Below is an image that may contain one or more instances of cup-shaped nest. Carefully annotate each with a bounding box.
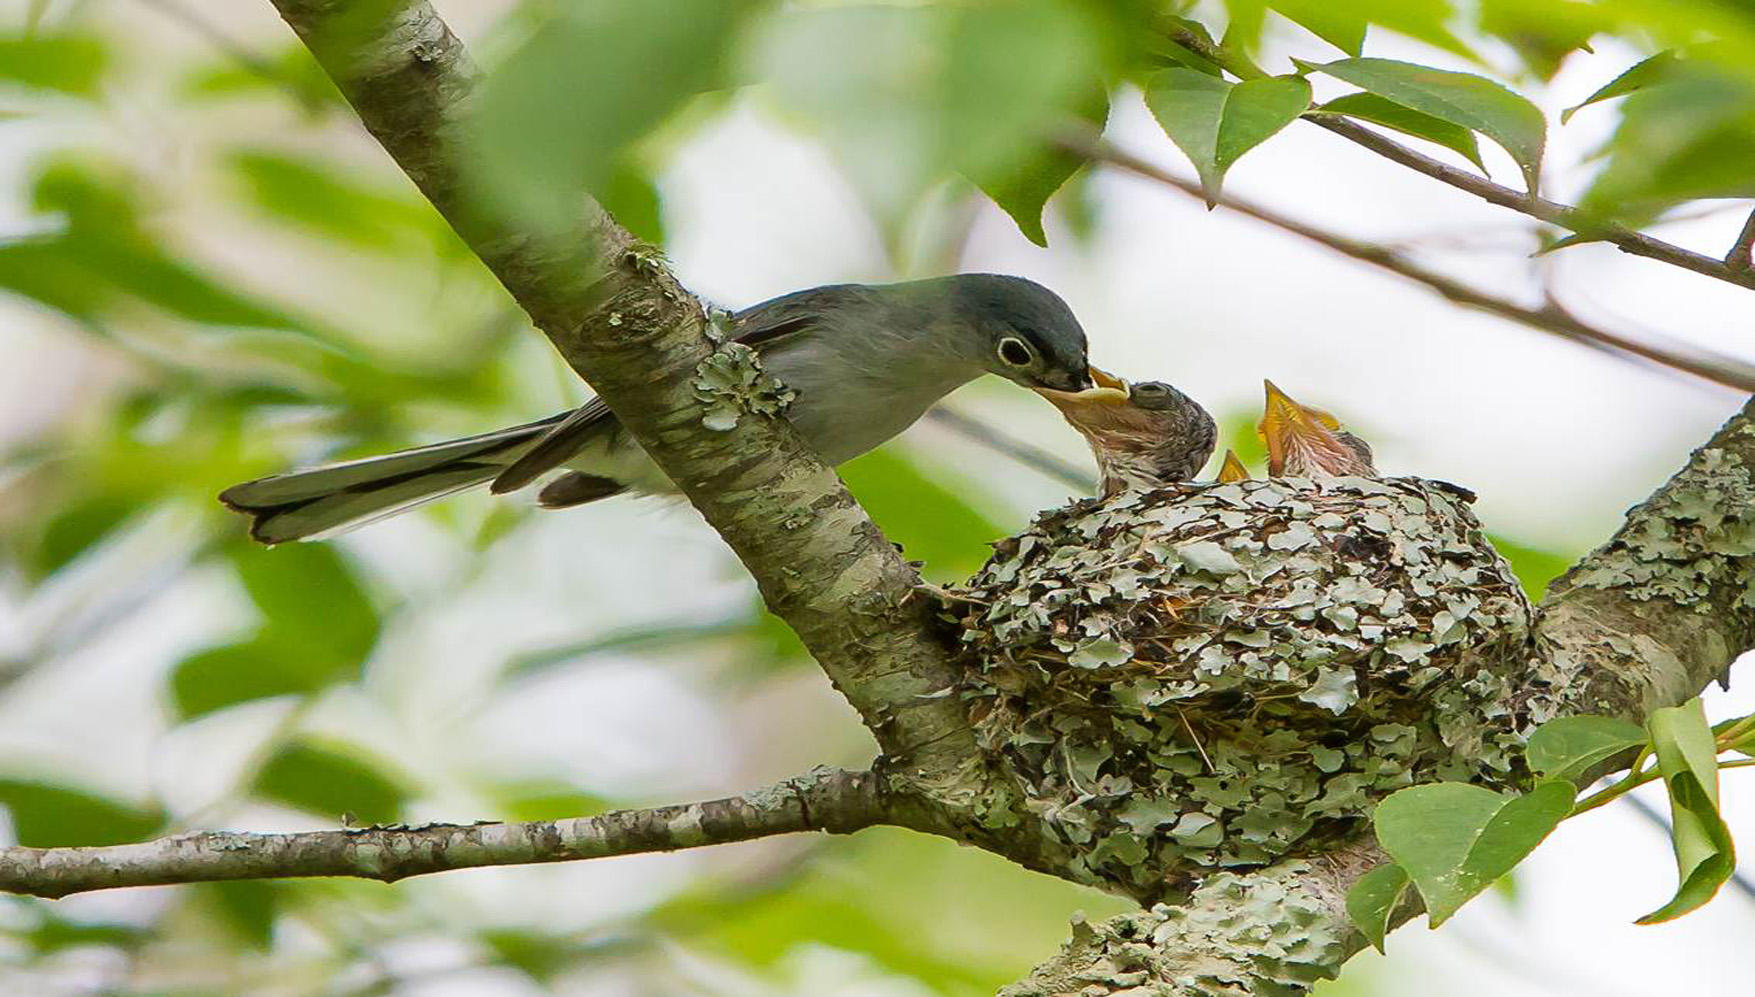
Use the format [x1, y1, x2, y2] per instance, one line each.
[949, 477, 1539, 893]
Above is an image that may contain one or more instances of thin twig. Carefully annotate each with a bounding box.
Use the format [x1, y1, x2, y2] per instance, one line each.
[924, 406, 1093, 491]
[1061, 130, 1755, 394]
[1728, 208, 1755, 271]
[1159, 24, 1755, 294]
[0, 767, 883, 899]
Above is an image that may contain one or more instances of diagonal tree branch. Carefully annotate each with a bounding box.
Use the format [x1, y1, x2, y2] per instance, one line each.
[263, 0, 989, 806]
[0, 767, 884, 899]
[1158, 23, 1755, 293]
[1062, 131, 1755, 393]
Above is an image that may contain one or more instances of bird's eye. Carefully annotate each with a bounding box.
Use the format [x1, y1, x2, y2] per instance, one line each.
[1133, 383, 1168, 396]
[996, 336, 1034, 367]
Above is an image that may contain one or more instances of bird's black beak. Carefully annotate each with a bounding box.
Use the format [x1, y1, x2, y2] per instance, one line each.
[1038, 365, 1095, 393]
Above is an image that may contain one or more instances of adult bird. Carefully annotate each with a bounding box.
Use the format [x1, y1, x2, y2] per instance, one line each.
[1033, 367, 1216, 497]
[1258, 380, 1375, 477]
[221, 274, 1093, 544]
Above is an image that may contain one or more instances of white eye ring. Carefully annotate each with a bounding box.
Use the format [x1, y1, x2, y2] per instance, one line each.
[997, 336, 1033, 367]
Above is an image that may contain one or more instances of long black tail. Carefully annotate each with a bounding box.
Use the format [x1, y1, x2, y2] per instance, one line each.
[219, 415, 566, 544]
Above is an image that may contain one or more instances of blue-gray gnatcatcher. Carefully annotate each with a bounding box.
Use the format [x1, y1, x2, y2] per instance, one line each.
[222, 273, 1093, 543]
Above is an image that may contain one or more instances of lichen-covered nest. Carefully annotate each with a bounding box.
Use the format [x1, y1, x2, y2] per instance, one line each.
[948, 477, 1539, 892]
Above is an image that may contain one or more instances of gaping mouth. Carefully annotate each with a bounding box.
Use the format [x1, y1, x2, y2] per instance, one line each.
[1034, 364, 1131, 406]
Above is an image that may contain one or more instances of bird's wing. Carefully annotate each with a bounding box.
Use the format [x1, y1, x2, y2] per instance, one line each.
[488, 294, 844, 494]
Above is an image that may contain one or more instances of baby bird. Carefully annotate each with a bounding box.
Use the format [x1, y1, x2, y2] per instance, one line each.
[1258, 380, 1375, 477]
[1035, 367, 1217, 497]
[1216, 450, 1251, 483]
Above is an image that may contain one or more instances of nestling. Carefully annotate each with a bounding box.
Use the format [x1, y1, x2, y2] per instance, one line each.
[1034, 367, 1217, 497]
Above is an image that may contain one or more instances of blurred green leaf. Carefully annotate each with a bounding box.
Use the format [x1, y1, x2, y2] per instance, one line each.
[1344, 863, 1408, 953]
[1319, 92, 1486, 170]
[252, 741, 408, 824]
[1373, 779, 1575, 926]
[1563, 51, 1677, 123]
[1524, 714, 1646, 782]
[171, 642, 342, 720]
[196, 881, 279, 949]
[226, 148, 458, 254]
[1580, 67, 1755, 223]
[1268, 0, 1366, 56]
[231, 543, 381, 673]
[22, 912, 149, 955]
[469, 0, 753, 228]
[20, 490, 137, 580]
[504, 616, 751, 682]
[0, 780, 161, 847]
[1638, 699, 1736, 923]
[0, 33, 106, 96]
[1478, 0, 1603, 80]
[1306, 57, 1545, 191]
[597, 158, 667, 245]
[490, 780, 612, 822]
[180, 44, 343, 111]
[1145, 69, 1311, 204]
[839, 445, 1007, 582]
[1485, 533, 1574, 599]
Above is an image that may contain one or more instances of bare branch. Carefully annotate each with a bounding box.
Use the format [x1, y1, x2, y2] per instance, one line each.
[0, 768, 884, 900]
[1063, 131, 1755, 394]
[1158, 24, 1755, 293]
[925, 406, 1094, 491]
[1728, 207, 1755, 271]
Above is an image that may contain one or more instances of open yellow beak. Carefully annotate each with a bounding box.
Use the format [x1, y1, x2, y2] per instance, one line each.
[1216, 449, 1251, 483]
[1034, 364, 1131, 407]
[1258, 379, 1344, 475]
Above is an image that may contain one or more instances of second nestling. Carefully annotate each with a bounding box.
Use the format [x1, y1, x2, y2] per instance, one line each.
[1037, 369, 1374, 495]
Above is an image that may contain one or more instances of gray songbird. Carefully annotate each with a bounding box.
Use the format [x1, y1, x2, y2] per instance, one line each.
[1033, 367, 1217, 497]
[221, 274, 1093, 543]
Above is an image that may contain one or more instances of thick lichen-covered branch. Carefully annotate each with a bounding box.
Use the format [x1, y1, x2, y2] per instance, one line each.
[0, 768, 882, 899]
[263, 0, 987, 801]
[1540, 396, 1755, 716]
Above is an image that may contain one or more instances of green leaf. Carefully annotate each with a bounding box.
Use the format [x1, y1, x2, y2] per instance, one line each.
[1478, 0, 1604, 81]
[1318, 93, 1486, 170]
[197, 881, 279, 949]
[966, 87, 1108, 248]
[1268, 1, 1366, 56]
[0, 780, 162, 847]
[1524, 715, 1647, 782]
[1346, 863, 1409, 953]
[468, 0, 752, 230]
[490, 780, 612, 823]
[839, 445, 1008, 582]
[1308, 57, 1546, 191]
[942, 0, 1107, 247]
[231, 544, 380, 674]
[1638, 699, 1736, 923]
[252, 742, 408, 824]
[1145, 69, 1311, 204]
[1374, 779, 1575, 926]
[0, 33, 107, 97]
[1562, 52, 1676, 124]
[170, 640, 348, 720]
[1578, 68, 1755, 222]
[226, 149, 455, 254]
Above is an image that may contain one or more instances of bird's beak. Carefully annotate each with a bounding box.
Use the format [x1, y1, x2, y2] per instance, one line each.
[1033, 364, 1131, 408]
[1258, 379, 1345, 476]
[1216, 449, 1251, 483]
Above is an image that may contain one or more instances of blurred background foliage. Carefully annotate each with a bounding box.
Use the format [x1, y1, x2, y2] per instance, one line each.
[0, 0, 1750, 995]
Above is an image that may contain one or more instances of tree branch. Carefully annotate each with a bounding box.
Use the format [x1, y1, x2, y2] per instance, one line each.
[1159, 23, 1755, 293]
[1728, 207, 1755, 271]
[1062, 130, 1755, 393]
[0, 767, 883, 900]
[263, 1, 986, 801]
[1540, 396, 1755, 715]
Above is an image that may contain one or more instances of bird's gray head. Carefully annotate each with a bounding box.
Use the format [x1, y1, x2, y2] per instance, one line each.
[946, 274, 1092, 393]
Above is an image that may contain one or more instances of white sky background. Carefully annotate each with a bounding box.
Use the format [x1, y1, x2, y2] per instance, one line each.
[0, 1, 1752, 995]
